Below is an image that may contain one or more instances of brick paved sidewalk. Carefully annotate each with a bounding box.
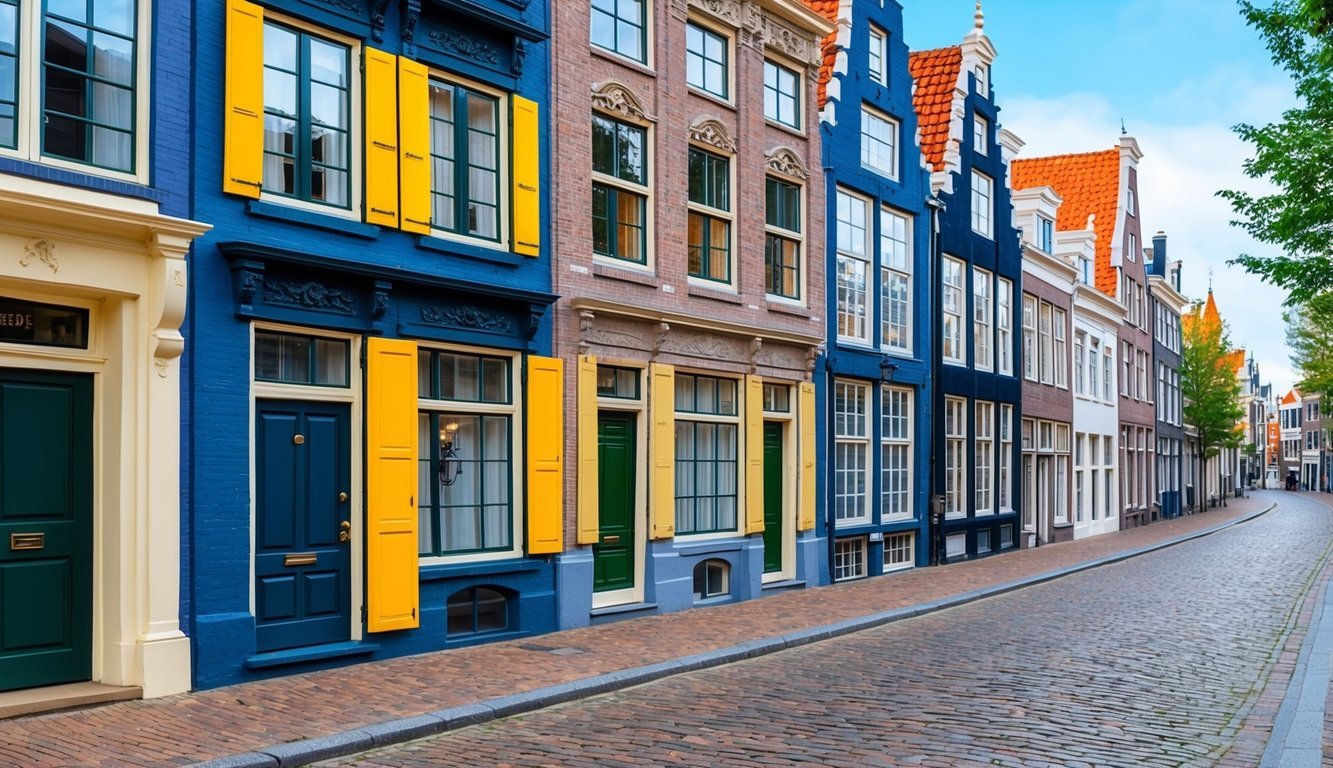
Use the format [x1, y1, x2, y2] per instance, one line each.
[0, 493, 1282, 768]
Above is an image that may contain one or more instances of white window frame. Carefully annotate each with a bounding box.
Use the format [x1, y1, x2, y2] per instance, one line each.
[833, 380, 870, 526]
[974, 400, 994, 516]
[880, 207, 912, 354]
[996, 277, 1013, 376]
[860, 105, 899, 180]
[971, 170, 993, 238]
[882, 531, 914, 573]
[1038, 216, 1054, 252]
[1022, 294, 1037, 381]
[1039, 301, 1054, 385]
[973, 266, 993, 372]
[836, 189, 872, 344]
[1053, 307, 1067, 389]
[867, 25, 887, 84]
[945, 396, 967, 519]
[1074, 331, 1086, 396]
[998, 403, 1013, 512]
[833, 537, 867, 581]
[880, 385, 913, 522]
[973, 63, 989, 97]
[942, 256, 965, 365]
[973, 113, 988, 155]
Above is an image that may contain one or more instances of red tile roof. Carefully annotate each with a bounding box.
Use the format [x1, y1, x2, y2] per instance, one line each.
[804, 1, 840, 109]
[908, 46, 962, 172]
[1282, 388, 1300, 405]
[1011, 149, 1122, 297]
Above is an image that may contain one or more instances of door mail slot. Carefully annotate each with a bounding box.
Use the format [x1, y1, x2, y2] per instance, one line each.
[601, 535, 621, 545]
[284, 552, 317, 567]
[10, 533, 44, 551]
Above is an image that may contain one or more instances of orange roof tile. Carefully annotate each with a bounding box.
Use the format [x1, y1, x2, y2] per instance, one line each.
[1282, 389, 1300, 405]
[804, 1, 840, 109]
[908, 46, 962, 172]
[1225, 349, 1247, 374]
[1011, 149, 1121, 297]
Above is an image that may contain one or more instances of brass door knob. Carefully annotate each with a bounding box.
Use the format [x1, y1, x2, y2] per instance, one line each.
[338, 492, 349, 503]
[338, 520, 351, 543]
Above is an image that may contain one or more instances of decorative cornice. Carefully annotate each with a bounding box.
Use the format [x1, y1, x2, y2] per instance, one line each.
[689, 117, 737, 153]
[688, 0, 743, 27]
[765, 146, 809, 180]
[420, 304, 514, 334]
[428, 29, 499, 66]
[264, 279, 357, 314]
[591, 81, 655, 123]
[755, 12, 819, 66]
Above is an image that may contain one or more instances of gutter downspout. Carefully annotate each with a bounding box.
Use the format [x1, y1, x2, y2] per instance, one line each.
[926, 193, 946, 565]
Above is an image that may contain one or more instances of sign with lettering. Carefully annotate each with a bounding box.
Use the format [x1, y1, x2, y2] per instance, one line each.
[0, 297, 89, 349]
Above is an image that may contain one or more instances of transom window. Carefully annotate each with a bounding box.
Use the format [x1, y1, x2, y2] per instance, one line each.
[860, 107, 898, 179]
[596, 365, 640, 399]
[590, 0, 646, 63]
[417, 350, 516, 557]
[429, 79, 500, 241]
[833, 381, 869, 526]
[881, 386, 912, 521]
[1, 0, 139, 172]
[763, 60, 799, 128]
[867, 26, 887, 84]
[971, 170, 993, 238]
[262, 21, 351, 207]
[686, 22, 727, 99]
[688, 147, 731, 283]
[765, 176, 801, 299]
[941, 256, 964, 363]
[836, 189, 871, 343]
[880, 208, 911, 353]
[592, 113, 648, 264]
[254, 330, 350, 386]
[762, 382, 790, 413]
[675, 373, 739, 535]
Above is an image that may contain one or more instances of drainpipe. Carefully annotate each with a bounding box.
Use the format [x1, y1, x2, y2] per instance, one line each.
[926, 193, 946, 565]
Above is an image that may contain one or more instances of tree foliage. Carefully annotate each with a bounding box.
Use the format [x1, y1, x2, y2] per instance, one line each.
[1181, 314, 1244, 462]
[1284, 291, 1333, 397]
[1221, 0, 1333, 305]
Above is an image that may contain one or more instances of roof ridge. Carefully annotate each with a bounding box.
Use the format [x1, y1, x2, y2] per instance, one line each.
[1012, 147, 1120, 165]
[908, 44, 962, 58]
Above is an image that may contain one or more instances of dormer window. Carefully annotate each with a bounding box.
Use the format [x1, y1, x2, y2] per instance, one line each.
[973, 63, 989, 98]
[1038, 216, 1053, 253]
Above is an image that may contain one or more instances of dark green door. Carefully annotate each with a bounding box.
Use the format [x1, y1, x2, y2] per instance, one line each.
[255, 401, 352, 653]
[0, 369, 93, 692]
[593, 413, 635, 592]
[762, 422, 784, 574]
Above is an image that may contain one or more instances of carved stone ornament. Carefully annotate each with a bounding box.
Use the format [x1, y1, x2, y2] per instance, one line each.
[428, 30, 499, 66]
[238, 270, 263, 307]
[755, 343, 804, 373]
[592, 81, 654, 122]
[666, 331, 746, 362]
[420, 304, 515, 334]
[19, 239, 59, 274]
[765, 146, 809, 180]
[687, 0, 742, 27]
[758, 14, 818, 66]
[370, 0, 391, 41]
[371, 280, 392, 320]
[264, 279, 356, 314]
[513, 39, 526, 77]
[689, 117, 737, 153]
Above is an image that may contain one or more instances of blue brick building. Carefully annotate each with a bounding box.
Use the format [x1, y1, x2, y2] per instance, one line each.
[909, 11, 1023, 562]
[816, 0, 934, 581]
[0, 0, 208, 698]
[186, 0, 560, 689]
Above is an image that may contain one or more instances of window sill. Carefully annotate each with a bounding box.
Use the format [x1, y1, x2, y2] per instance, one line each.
[590, 46, 657, 78]
[687, 86, 735, 112]
[687, 284, 742, 304]
[416, 235, 524, 267]
[418, 558, 543, 582]
[764, 118, 806, 140]
[674, 539, 744, 557]
[593, 261, 659, 287]
[766, 300, 812, 318]
[246, 200, 380, 240]
[590, 601, 659, 618]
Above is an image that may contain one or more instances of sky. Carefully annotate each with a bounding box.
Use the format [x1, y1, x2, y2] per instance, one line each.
[901, 0, 1301, 397]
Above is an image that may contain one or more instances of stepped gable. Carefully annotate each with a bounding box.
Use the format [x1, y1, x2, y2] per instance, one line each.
[1011, 149, 1121, 297]
[907, 45, 962, 172]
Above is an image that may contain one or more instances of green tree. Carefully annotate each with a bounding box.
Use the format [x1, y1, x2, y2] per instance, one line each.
[1181, 313, 1244, 512]
[1284, 291, 1333, 397]
[1221, 0, 1333, 305]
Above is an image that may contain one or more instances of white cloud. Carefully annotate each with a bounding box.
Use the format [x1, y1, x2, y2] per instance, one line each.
[1001, 85, 1300, 396]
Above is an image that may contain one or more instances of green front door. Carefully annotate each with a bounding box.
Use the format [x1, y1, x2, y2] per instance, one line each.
[0, 369, 93, 692]
[593, 413, 635, 592]
[762, 422, 784, 574]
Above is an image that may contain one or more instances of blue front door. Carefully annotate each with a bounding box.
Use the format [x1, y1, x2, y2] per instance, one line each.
[255, 401, 352, 653]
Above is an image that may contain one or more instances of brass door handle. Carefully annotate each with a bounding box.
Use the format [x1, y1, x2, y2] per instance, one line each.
[339, 520, 351, 543]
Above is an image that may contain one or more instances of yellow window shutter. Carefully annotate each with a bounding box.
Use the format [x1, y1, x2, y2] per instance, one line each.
[576, 355, 600, 545]
[223, 0, 264, 198]
[527, 355, 564, 554]
[744, 375, 765, 534]
[798, 382, 816, 532]
[366, 337, 420, 632]
[511, 96, 541, 256]
[648, 363, 675, 539]
[364, 48, 399, 227]
[398, 57, 431, 234]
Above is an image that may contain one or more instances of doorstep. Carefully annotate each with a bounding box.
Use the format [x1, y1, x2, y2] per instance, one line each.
[0, 682, 141, 720]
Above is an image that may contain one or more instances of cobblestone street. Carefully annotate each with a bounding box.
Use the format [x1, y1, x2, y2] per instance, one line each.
[320, 493, 1333, 768]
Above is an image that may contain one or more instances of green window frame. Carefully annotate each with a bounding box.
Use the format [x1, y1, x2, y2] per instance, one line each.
[596, 365, 640, 399]
[0, 0, 18, 150]
[686, 22, 727, 99]
[418, 349, 512, 404]
[688, 147, 730, 283]
[418, 412, 513, 557]
[762, 60, 799, 128]
[429, 78, 500, 241]
[590, 0, 646, 63]
[592, 113, 648, 264]
[765, 177, 801, 299]
[40, 0, 138, 172]
[253, 330, 350, 387]
[261, 20, 351, 208]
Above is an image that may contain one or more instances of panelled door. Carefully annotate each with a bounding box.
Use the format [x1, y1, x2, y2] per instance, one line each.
[0, 369, 92, 692]
[762, 422, 784, 574]
[255, 401, 351, 653]
[593, 412, 635, 592]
